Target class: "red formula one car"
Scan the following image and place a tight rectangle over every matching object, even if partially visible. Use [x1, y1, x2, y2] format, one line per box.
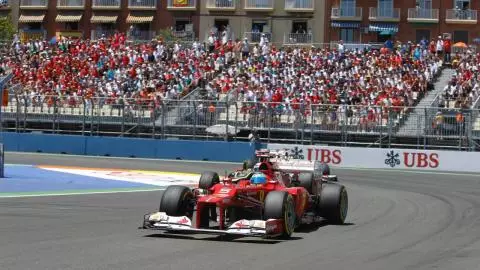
[141, 149, 348, 238]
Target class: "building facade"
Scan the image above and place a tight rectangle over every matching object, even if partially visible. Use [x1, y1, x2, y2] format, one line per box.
[198, 0, 325, 45]
[11, 0, 326, 45]
[326, 0, 480, 45]
[16, 0, 199, 41]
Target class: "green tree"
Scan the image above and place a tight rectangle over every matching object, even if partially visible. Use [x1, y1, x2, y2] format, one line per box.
[157, 28, 178, 43]
[0, 15, 15, 41]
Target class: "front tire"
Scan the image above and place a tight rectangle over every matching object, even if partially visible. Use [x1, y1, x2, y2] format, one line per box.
[199, 171, 220, 190]
[159, 185, 194, 217]
[264, 191, 296, 237]
[318, 183, 348, 224]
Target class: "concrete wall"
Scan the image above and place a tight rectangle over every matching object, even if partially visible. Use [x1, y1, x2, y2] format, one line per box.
[0, 133, 255, 162]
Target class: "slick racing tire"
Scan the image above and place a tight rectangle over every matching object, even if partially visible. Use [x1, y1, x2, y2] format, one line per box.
[298, 172, 315, 195]
[199, 171, 220, 190]
[159, 185, 194, 217]
[264, 191, 296, 238]
[318, 183, 348, 224]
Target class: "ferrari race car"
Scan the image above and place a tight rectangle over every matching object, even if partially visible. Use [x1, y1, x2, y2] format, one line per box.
[141, 149, 348, 239]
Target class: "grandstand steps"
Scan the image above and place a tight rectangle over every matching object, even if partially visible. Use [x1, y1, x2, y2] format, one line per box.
[397, 68, 455, 135]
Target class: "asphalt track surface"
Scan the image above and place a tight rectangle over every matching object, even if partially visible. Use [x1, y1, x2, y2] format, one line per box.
[1, 153, 480, 270]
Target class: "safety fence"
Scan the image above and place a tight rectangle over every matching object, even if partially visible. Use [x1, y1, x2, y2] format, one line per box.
[1, 95, 479, 150]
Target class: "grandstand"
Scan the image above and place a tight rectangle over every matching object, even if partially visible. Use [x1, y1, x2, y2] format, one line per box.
[0, 34, 479, 150]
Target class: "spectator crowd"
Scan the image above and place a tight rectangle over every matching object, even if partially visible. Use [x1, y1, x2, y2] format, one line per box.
[0, 32, 453, 131]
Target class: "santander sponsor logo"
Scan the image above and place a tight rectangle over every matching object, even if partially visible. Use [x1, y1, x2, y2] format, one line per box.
[403, 152, 439, 168]
[306, 148, 342, 164]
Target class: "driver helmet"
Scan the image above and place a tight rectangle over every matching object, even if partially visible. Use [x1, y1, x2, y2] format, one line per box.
[250, 173, 267, 185]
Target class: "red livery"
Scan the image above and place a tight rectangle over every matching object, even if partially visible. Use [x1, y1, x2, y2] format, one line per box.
[141, 149, 349, 239]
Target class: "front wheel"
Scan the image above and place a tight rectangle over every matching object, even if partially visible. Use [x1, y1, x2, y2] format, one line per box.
[264, 191, 296, 238]
[159, 185, 194, 217]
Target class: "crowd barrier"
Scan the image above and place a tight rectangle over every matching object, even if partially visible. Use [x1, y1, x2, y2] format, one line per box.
[267, 143, 480, 173]
[0, 133, 255, 162]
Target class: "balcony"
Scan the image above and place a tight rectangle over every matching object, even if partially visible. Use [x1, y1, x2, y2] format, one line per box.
[284, 0, 314, 12]
[284, 33, 312, 44]
[244, 0, 274, 11]
[57, 0, 85, 9]
[369, 7, 400, 22]
[128, 0, 157, 10]
[446, 9, 477, 24]
[92, 0, 121, 10]
[407, 8, 439, 23]
[331, 7, 362, 21]
[206, 0, 236, 11]
[0, 0, 11, 10]
[244, 32, 272, 43]
[20, 0, 48, 9]
[167, 0, 196, 11]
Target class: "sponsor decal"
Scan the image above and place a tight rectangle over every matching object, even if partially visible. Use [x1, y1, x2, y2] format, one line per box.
[234, 220, 250, 229]
[177, 217, 190, 225]
[266, 221, 278, 233]
[385, 150, 401, 168]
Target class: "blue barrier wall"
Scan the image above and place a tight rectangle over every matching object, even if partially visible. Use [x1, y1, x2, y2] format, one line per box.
[0, 133, 255, 162]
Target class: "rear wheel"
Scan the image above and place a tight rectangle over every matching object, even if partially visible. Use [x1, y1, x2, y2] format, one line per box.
[298, 172, 315, 194]
[264, 191, 296, 237]
[159, 185, 194, 217]
[318, 183, 348, 224]
[199, 171, 220, 190]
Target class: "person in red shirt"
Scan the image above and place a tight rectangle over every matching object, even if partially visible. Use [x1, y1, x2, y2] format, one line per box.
[443, 37, 452, 64]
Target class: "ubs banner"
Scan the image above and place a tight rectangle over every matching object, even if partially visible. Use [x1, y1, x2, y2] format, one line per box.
[267, 144, 480, 173]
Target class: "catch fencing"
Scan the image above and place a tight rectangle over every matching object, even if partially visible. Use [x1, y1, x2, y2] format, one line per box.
[1, 94, 479, 150]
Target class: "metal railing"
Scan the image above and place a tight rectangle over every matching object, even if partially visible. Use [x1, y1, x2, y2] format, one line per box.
[19, 30, 47, 42]
[20, 0, 47, 7]
[369, 7, 401, 20]
[446, 9, 477, 21]
[284, 33, 313, 45]
[3, 95, 477, 150]
[128, 30, 156, 41]
[167, 0, 196, 8]
[243, 32, 271, 43]
[330, 42, 383, 51]
[206, 0, 236, 9]
[408, 8, 439, 20]
[91, 29, 117, 40]
[245, 0, 273, 9]
[172, 31, 196, 42]
[331, 7, 362, 18]
[92, 0, 121, 8]
[57, 0, 85, 7]
[128, 0, 156, 8]
[285, 0, 314, 10]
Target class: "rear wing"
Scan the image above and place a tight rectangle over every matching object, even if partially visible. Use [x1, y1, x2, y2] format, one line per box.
[256, 149, 329, 176]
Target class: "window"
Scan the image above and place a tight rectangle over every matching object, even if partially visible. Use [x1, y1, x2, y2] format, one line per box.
[175, 20, 191, 32]
[340, 0, 355, 16]
[454, 0, 470, 9]
[65, 22, 79, 31]
[453, 30, 468, 43]
[378, 0, 393, 17]
[252, 20, 268, 32]
[415, 29, 430, 43]
[214, 19, 229, 33]
[292, 21, 307, 34]
[340, 28, 355, 43]
[416, 0, 432, 9]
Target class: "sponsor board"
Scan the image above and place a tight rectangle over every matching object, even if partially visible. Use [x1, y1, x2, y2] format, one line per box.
[267, 144, 480, 172]
[38, 166, 199, 187]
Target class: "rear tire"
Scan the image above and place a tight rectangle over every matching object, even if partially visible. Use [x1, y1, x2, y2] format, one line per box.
[159, 185, 194, 217]
[199, 171, 220, 190]
[264, 191, 296, 237]
[298, 172, 315, 194]
[318, 183, 348, 224]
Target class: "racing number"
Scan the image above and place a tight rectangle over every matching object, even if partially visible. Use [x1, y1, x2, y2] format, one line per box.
[258, 190, 265, 202]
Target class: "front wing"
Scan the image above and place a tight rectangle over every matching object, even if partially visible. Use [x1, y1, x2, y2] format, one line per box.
[141, 212, 284, 238]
